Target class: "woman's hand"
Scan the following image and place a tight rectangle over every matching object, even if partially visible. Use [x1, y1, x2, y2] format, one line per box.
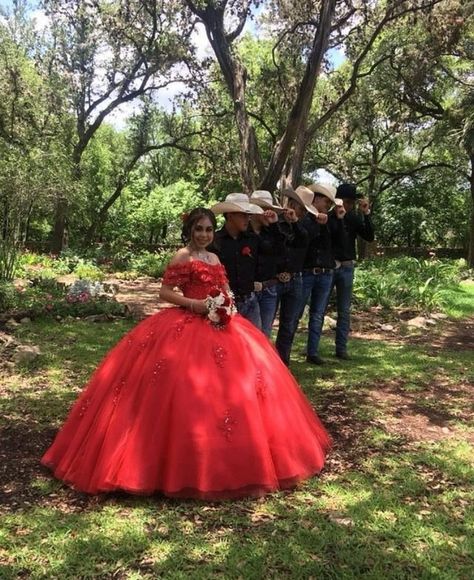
[189, 299, 208, 315]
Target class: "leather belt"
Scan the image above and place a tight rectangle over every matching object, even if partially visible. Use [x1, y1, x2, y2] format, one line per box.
[276, 272, 301, 283]
[335, 260, 355, 268]
[304, 267, 334, 274]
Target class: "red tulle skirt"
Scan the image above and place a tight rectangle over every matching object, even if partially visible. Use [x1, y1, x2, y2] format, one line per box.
[42, 308, 331, 499]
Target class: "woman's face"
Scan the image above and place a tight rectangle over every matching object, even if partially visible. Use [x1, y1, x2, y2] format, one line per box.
[191, 216, 214, 249]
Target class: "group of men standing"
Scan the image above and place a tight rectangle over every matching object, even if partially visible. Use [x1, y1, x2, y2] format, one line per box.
[210, 182, 374, 367]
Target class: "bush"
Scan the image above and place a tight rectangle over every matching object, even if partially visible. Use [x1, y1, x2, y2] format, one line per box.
[130, 250, 174, 278]
[353, 257, 468, 312]
[10, 280, 125, 319]
[73, 259, 105, 281]
[0, 281, 18, 312]
[16, 251, 78, 278]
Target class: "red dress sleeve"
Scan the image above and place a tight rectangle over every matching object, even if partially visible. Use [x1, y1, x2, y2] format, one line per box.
[161, 262, 190, 288]
[214, 264, 229, 287]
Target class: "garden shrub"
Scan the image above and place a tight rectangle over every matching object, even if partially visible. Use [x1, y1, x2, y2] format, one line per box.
[353, 257, 468, 311]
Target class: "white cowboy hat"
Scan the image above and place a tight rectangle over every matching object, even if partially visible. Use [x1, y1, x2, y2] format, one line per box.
[210, 193, 264, 215]
[282, 185, 318, 217]
[249, 190, 283, 211]
[307, 182, 343, 206]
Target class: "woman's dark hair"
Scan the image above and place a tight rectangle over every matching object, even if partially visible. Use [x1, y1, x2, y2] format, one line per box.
[181, 207, 217, 244]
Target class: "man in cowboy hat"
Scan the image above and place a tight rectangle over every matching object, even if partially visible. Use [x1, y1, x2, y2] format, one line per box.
[210, 193, 265, 328]
[298, 183, 345, 366]
[270, 185, 318, 366]
[328, 182, 374, 360]
[248, 191, 286, 337]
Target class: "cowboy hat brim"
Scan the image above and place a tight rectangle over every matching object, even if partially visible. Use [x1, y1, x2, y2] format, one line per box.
[282, 187, 319, 217]
[251, 198, 284, 211]
[210, 201, 264, 215]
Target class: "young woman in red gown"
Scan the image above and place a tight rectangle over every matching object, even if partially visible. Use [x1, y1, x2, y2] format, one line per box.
[41, 208, 331, 499]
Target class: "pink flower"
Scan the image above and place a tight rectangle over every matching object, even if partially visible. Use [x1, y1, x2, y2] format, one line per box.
[241, 246, 252, 257]
[78, 291, 90, 303]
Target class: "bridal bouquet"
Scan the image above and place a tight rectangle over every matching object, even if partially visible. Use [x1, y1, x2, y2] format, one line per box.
[205, 287, 236, 327]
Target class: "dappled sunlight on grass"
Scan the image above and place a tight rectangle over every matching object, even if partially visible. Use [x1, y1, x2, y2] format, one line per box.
[1, 315, 473, 578]
[440, 281, 474, 318]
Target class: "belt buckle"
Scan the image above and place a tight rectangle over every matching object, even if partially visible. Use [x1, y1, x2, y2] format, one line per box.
[277, 272, 291, 283]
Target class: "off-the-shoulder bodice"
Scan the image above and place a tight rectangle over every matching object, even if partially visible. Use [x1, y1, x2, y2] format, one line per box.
[161, 260, 229, 299]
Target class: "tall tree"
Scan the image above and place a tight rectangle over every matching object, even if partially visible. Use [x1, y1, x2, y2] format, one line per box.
[42, 0, 194, 252]
[184, 0, 445, 192]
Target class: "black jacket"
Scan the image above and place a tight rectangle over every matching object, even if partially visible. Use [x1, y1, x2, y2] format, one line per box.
[250, 222, 286, 282]
[301, 213, 345, 269]
[275, 217, 309, 274]
[329, 210, 375, 261]
[212, 227, 260, 296]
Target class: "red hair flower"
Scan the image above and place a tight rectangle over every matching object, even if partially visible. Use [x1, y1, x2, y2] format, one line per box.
[241, 246, 252, 257]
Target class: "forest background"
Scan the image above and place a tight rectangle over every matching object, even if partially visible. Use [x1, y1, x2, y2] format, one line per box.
[0, 0, 472, 275]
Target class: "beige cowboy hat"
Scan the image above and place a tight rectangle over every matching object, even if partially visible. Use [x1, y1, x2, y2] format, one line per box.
[249, 190, 283, 211]
[210, 193, 264, 215]
[282, 185, 319, 217]
[307, 182, 343, 206]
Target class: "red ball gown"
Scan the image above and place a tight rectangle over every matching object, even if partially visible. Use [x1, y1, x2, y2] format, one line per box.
[42, 260, 331, 499]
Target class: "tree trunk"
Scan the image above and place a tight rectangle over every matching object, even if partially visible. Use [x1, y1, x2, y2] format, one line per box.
[51, 197, 68, 255]
[289, 131, 309, 187]
[233, 60, 254, 192]
[262, 0, 337, 191]
[198, 5, 256, 192]
[469, 153, 474, 267]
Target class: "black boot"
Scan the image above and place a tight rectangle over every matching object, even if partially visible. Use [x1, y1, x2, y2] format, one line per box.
[306, 354, 325, 365]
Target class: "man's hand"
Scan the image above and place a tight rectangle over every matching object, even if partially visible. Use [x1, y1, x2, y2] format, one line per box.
[315, 213, 328, 225]
[264, 209, 278, 223]
[358, 198, 371, 215]
[283, 208, 298, 223]
[335, 205, 346, 219]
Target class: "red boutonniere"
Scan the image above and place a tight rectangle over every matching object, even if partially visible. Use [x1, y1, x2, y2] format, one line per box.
[241, 245, 252, 257]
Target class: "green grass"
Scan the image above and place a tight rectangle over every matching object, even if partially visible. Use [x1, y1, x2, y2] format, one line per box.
[440, 280, 474, 318]
[1, 309, 473, 579]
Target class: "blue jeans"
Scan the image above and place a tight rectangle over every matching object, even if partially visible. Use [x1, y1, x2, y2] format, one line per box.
[256, 285, 278, 338]
[300, 271, 334, 357]
[275, 273, 303, 365]
[332, 265, 354, 354]
[236, 292, 262, 330]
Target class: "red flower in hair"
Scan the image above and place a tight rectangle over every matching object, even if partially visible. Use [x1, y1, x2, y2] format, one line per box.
[181, 212, 189, 222]
[241, 245, 252, 257]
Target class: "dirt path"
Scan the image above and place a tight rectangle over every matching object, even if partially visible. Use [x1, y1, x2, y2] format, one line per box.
[111, 276, 167, 318]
